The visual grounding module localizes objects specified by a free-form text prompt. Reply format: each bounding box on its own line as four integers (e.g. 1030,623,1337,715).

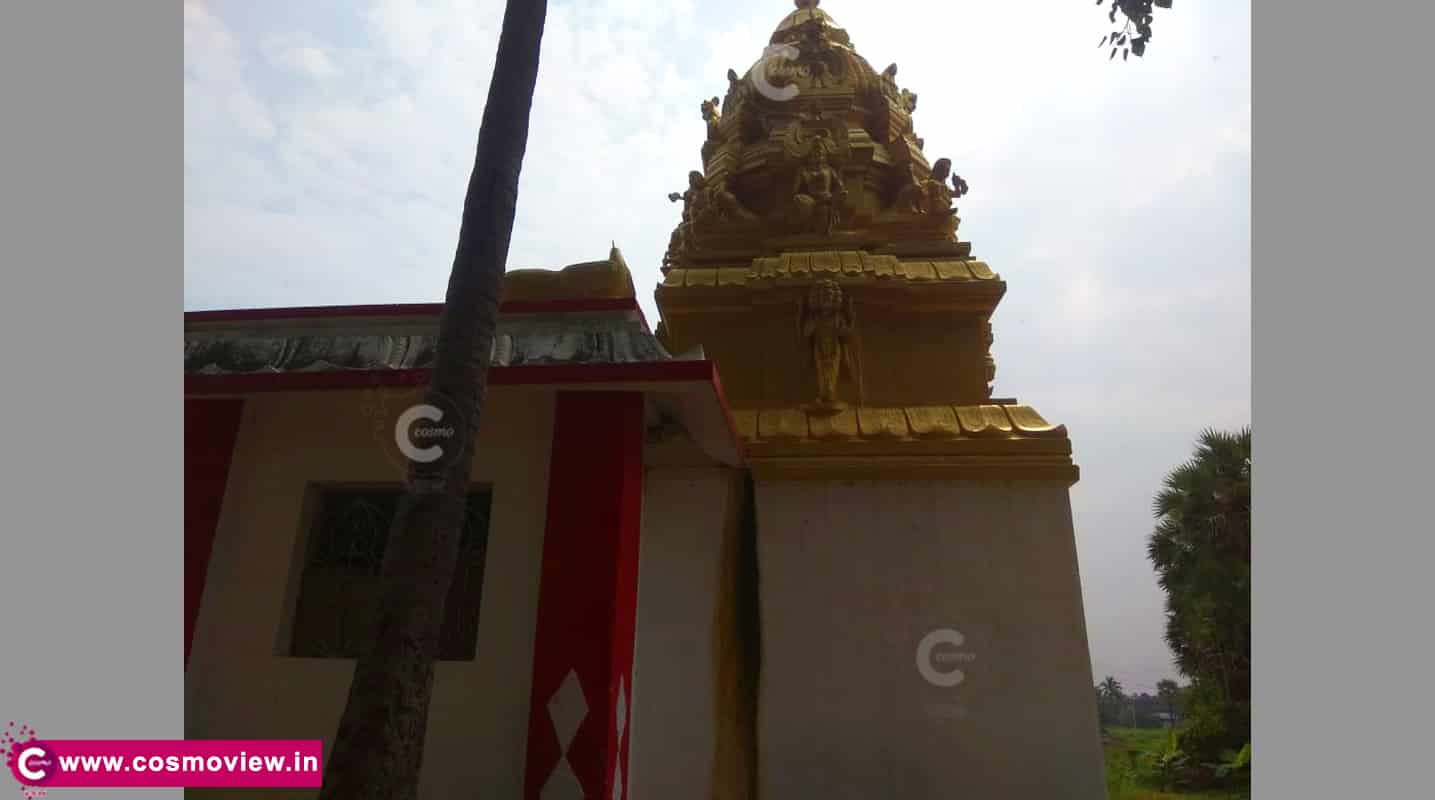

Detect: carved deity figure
665,171,708,266
667,171,752,249
983,319,997,396
792,134,847,234
951,168,970,200
669,171,709,226
924,157,957,215
661,225,685,272
795,25,837,87
896,157,964,217
799,279,858,412
710,176,755,222
701,96,721,139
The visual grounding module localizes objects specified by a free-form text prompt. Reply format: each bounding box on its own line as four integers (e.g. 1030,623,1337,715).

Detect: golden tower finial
795,0,820,10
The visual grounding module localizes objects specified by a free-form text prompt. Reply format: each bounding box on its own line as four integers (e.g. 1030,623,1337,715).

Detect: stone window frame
279,482,492,661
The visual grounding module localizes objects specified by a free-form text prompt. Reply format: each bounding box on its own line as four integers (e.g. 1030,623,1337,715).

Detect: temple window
287,486,491,661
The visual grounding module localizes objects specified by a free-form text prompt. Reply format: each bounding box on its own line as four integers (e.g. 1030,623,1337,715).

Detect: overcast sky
184,0,1250,696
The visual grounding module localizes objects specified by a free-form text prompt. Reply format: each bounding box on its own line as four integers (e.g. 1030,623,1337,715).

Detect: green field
1103,727,1251,800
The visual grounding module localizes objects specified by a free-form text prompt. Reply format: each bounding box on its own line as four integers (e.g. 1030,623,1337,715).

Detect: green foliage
1136,428,1251,787
1147,428,1251,777
1096,675,1128,727
1096,0,1173,60
1211,742,1251,781
1104,727,1251,800
1138,729,1193,790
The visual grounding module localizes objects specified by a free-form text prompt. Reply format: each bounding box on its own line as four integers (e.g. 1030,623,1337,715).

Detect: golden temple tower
655,0,1074,481
652,2,1106,797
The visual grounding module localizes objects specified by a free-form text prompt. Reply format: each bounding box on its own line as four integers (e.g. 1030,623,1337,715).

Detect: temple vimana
183,1,1105,798
656,0,1072,476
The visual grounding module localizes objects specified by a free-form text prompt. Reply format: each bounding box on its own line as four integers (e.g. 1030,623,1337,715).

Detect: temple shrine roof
185,247,679,378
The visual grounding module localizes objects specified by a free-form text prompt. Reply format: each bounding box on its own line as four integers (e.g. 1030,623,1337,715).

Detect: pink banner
6,740,323,788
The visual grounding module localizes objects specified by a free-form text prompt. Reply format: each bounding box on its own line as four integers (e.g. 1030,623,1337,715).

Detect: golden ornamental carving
650,4,1076,484
701,96,722,140
982,317,997,397
659,0,978,271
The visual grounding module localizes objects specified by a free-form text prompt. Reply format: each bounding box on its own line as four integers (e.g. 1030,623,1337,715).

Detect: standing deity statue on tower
799,279,858,412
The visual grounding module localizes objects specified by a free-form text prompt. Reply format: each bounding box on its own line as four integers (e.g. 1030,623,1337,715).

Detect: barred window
289,487,491,660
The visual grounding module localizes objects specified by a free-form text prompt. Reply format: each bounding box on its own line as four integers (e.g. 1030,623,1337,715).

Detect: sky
184,0,1251,696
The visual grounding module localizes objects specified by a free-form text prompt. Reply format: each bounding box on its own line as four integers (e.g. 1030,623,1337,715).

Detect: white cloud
261,33,341,80
183,1,275,143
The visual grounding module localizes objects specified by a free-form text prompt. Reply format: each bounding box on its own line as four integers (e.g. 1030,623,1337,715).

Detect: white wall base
628,467,733,798
755,480,1106,800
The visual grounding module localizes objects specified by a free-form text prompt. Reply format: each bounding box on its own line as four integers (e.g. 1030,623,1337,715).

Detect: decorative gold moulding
662,254,999,287
733,403,1077,484
656,259,1004,408
503,247,636,303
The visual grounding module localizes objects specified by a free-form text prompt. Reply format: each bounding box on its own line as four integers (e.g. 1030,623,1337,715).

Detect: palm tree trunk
318,2,548,798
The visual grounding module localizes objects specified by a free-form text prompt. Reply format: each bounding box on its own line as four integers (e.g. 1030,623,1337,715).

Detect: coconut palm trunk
318,2,547,797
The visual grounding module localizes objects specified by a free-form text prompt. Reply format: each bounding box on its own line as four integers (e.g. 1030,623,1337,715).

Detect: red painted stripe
183,360,719,395
183,398,245,666
183,303,445,324
185,369,432,395
523,392,644,800
705,364,746,461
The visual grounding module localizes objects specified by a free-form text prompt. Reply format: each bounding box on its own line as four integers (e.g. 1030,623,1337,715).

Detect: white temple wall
627,466,735,799
754,479,1106,800
184,387,556,799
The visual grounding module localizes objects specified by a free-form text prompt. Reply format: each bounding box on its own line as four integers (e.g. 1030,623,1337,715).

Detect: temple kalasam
183,2,1106,797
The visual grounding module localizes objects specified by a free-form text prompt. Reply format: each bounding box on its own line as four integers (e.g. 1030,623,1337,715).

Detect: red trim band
183,361,718,395
184,297,641,325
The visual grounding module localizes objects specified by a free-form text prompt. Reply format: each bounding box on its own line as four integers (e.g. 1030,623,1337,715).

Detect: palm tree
1148,427,1252,753
318,2,548,797
1156,679,1180,727
1098,676,1125,726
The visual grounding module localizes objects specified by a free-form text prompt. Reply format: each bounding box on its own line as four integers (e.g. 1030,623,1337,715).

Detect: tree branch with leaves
1096,0,1172,60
